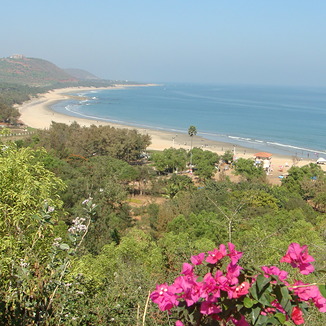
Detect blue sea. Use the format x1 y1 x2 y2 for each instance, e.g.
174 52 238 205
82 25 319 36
51 83 326 158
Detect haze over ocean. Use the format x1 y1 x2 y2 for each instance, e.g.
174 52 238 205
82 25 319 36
51 84 326 158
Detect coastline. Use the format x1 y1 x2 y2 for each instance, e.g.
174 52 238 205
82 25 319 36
18 86 320 184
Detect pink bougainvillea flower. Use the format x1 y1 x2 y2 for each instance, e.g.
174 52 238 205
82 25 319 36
200 273 220 300
181 263 194 276
291 306 305 325
280 243 315 274
261 265 288 282
206 245 227 264
263 300 286 315
175 321 184 326
200 300 221 315
228 242 243 264
226 263 243 285
214 270 231 296
232 281 250 299
190 252 205 265
172 275 201 307
314 295 326 313
291 281 326 312
291 281 318 301
150 283 178 311
231 315 250 326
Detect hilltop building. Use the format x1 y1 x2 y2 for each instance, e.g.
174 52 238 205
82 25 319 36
9 54 25 59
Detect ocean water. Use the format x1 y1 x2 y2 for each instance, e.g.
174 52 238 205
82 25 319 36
51 83 326 157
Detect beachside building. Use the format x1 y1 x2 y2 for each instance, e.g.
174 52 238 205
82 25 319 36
254 152 272 173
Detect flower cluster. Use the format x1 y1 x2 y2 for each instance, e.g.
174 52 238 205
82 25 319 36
280 243 315 275
68 217 87 235
150 243 326 326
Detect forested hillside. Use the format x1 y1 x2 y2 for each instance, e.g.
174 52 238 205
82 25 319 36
0 56 78 86
0 120 325 325
0 55 140 88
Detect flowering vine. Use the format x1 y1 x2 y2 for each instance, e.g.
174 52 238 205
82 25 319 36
150 243 326 325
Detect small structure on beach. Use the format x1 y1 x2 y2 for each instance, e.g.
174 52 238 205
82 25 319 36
254 152 273 173
254 152 272 160
316 157 326 165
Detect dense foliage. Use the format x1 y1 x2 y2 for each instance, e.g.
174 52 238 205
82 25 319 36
24 121 151 161
0 119 325 325
0 82 46 124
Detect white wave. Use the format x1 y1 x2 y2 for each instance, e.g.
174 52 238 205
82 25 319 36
266 142 326 155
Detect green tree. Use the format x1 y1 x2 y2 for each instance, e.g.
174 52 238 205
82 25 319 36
188 125 197 171
191 147 219 180
151 148 188 174
31 122 151 161
234 157 265 182
167 210 228 244
0 144 69 324
0 145 65 232
163 174 194 198
281 163 325 198
0 101 20 124
221 150 233 164
71 229 165 325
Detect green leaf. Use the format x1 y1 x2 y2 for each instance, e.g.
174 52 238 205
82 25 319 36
319 284 326 298
251 306 261 324
250 283 258 300
59 243 70 250
256 275 271 295
275 312 286 324
279 286 292 315
256 314 269 324
258 293 272 307
284 321 292 326
244 297 254 308
266 316 280 324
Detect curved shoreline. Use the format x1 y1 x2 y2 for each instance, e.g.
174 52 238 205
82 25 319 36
19 85 255 153
18 86 320 184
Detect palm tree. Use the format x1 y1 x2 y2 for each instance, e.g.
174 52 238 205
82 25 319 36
188 125 197 172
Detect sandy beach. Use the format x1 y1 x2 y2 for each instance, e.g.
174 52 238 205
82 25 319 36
18 86 320 185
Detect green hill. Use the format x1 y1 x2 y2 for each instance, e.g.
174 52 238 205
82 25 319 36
63 68 101 81
0 54 145 89
0 55 79 86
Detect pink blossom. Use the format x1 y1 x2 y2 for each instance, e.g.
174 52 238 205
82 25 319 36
226 263 243 285
190 252 205 265
175 321 184 326
206 245 227 264
231 315 250 326
200 300 221 315
181 263 194 276
291 306 305 325
150 283 178 311
292 281 318 300
261 266 288 281
214 270 231 297
280 243 315 275
314 296 326 313
200 273 220 300
232 281 250 299
291 281 326 312
172 275 201 307
262 300 286 315
228 242 243 264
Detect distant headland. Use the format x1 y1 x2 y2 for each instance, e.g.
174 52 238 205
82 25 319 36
0 54 144 88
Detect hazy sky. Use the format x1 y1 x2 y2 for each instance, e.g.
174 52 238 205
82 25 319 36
2 0 326 86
